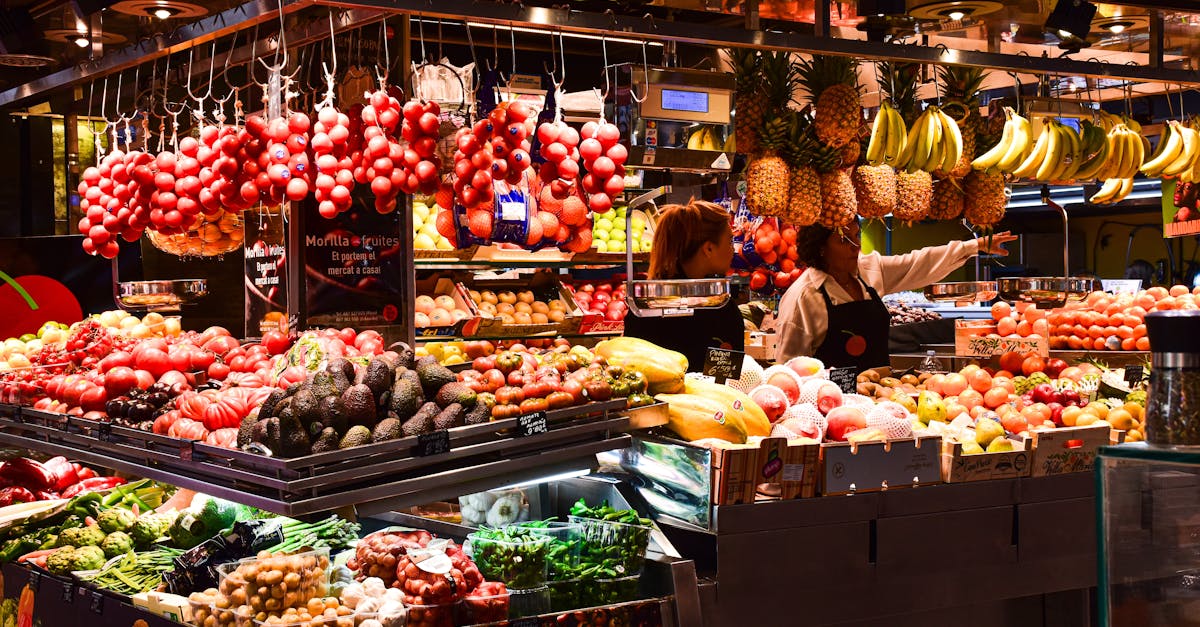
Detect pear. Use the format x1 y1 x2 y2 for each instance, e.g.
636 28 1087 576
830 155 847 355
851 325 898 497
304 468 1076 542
891 390 917 414
961 440 984 455
975 417 1005 448
986 438 1015 453
917 391 946 424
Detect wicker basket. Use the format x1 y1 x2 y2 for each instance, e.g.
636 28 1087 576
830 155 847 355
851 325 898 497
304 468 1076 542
147 209 244 257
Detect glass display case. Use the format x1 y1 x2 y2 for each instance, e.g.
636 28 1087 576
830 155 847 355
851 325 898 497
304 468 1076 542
1099 444 1200 627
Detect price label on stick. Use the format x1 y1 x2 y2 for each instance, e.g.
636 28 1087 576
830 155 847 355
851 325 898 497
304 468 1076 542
829 367 858 395
518 411 548 437
417 430 451 457
1125 365 1145 386
703 347 745 383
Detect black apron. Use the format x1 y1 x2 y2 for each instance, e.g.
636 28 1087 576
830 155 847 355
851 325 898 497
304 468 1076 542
813 277 891 371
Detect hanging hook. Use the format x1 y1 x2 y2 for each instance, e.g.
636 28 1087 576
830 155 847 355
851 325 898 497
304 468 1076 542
376 14 390 87
629 40 649 104
417 13 427 66
464 20 480 91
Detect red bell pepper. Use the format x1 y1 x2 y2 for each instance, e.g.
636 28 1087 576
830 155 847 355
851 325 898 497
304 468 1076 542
34 491 59 501
0 459 54 492
0 487 36 506
73 463 97 482
61 476 126 498
44 457 78 492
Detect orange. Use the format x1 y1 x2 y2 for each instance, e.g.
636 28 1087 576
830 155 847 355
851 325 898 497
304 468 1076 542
1136 337 1151 351
945 402 967 420
1158 297 1178 310
991 301 1012 321
960 364 981 376
1085 402 1109 419
1058 366 1082 382
1021 356 1045 376
1061 406 1084 427
1087 325 1105 339
1108 409 1135 431
984 387 1009 409
1093 337 1109 350
958 389 984 410
1047 311 1065 326
942 373 969 396
1121 338 1137 351
998 352 1025 374
993 377 1016 394
997 316 1018 336
1016 320 1033 337
1122 402 1144 421
1032 319 1049 338
1066 336 1085 350
1132 324 1147 338
1075 413 1099 427
1001 414 1030 434
1148 286 1169 300
1170 285 1189 297
1086 291 1107 306
1025 307 1047 322
925 373 946 395
969 369 993 393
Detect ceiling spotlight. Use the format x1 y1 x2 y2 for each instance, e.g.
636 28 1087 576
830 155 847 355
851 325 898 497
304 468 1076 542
73 35 90 47
943 10 967 21
1108 23 1126 33
152 7 174 19
1046 0 1097 41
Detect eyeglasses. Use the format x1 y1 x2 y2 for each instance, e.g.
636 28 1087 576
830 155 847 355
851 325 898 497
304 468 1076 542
840 232 862 247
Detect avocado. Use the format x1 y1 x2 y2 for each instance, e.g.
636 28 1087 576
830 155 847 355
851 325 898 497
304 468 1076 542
402 402 439 436
310 427 340 454
237 415 258 447
434 382 477 409
292 389 321 425
328 357 355 393
389 342 415 369
363 358 395 400
269 396 293 419
285 381 304 397
372 417 403 442
342 384 378 427
397 368 421 388
433 403 465 431
416 361 457 397
258 388 287 421
318 395 348 435
309 371 338 400
253 416 281 452
276 409 312 458
464 403 491 426
389 378 424 418
339 425 373 449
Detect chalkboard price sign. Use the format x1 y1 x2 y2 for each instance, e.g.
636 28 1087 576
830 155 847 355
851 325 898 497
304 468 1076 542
417 430 451 457
829 367 858 395
518 411 548 437
703 347 745 383
1124 365 1144 386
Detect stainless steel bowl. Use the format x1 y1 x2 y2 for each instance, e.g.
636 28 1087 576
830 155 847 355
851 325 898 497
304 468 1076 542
630 278 730 310
924 281 999 304
117 279 208 311
997 277 1099 308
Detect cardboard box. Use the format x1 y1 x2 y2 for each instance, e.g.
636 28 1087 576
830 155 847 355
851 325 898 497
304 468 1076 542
1022 424 1111 477
820 436 943 495
954 319 1048 357
414 277 482 339
756 436 821 499
744 331 778 362
469 275 585 337
941 437 1032 482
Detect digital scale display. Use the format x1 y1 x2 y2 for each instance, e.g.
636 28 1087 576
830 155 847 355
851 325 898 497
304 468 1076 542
661 88 709 114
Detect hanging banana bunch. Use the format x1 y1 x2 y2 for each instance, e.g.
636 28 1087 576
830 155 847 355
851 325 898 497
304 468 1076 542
892 105 962 174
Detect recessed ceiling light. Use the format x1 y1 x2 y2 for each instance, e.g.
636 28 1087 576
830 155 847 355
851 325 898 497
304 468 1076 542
73 36 90 47
947 10 966 20
108 1 207 21
152 8 174 19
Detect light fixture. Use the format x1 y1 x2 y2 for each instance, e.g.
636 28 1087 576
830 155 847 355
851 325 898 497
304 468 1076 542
73 35 89 47
108 1 207 21
1108 23 1127 33
909 1 1002 22
1045 0 1098 41
151 7 176 19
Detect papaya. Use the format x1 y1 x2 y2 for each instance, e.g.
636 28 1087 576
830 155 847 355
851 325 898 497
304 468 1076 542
594 337 687 394
655 393 749 443
682 378 770 437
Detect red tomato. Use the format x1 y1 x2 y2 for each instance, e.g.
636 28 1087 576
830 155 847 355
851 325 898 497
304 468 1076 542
103 366 138 398
203 335 240 357
261 330 290 355
207 361 231 381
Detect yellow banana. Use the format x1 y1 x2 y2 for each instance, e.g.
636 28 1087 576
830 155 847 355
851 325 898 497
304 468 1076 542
1089 177 1122 204
1113 178 1134 203
1054 123 1083 181
997 113 1032 173
1036 120 1064 181
866 103 890 166
938 109 963 175
1012 122 1053 180
1142 121 1182 177
924 110 945 173
1163 124 1199 178
905 109 931 172
1074 131 1111 181
1095 127 1124 181
1127 128 1147 179
884 105 906 165
973 108 1014 171
896 111 924 171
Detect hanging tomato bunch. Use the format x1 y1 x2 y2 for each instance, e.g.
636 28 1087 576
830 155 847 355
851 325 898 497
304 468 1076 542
579 119 627 214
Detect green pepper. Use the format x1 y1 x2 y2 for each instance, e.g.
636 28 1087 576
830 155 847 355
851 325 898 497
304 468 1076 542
468 526 551 589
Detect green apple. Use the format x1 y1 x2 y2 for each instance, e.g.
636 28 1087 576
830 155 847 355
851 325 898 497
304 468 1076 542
612 217 627 233
595 239 610 253
420 222 440 238
593 229 610 241
413 202 431 222
414 233 436 249
615 206 627 218
639 239 653 253
631 216 645 232
595 218 614 232
608 239 626 253
610 229 626 242
600 209 617 221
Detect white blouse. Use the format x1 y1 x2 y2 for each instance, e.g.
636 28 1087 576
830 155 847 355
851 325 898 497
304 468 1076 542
773 239 981 362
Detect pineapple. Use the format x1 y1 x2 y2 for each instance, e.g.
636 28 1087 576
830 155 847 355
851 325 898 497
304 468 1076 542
796 55 862 149
853 165 898 219
928 177 966 221
744 116 792 217
730 48 765 156
783 112 821 226
839 140 861 168
893 170 933 224
819 168 857 229
963 170 1008 228
938 65 989 178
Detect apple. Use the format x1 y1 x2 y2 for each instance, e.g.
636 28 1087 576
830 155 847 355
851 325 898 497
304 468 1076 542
826 406 867 441
1044 358 1068 379
1030 383 1056 405
1047 402 1065 426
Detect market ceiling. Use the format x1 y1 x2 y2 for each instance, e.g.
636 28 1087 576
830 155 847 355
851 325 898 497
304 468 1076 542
1 0 1199 112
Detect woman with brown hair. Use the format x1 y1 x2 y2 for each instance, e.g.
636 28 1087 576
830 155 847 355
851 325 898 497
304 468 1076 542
623 200 743 368
774 220 1016 370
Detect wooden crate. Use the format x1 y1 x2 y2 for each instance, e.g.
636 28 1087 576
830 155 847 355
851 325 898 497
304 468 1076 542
942 438 1032 483
1023 424 1111 477
820 436 943 495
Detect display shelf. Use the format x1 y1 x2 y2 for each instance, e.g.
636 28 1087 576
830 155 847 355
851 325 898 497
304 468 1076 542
415 330 623 342
0 399 661 516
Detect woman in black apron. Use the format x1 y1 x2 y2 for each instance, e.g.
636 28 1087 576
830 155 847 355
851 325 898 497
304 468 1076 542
623 200 744 370
774 221 1016 371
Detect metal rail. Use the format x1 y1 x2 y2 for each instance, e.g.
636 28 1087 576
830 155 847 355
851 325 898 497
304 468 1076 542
3 0 1200 110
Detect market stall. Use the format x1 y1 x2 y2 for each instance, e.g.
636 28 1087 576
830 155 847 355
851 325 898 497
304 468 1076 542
2 0 1200 625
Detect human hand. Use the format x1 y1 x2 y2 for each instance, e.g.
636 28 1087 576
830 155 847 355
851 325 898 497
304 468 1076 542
976 231 1018 256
